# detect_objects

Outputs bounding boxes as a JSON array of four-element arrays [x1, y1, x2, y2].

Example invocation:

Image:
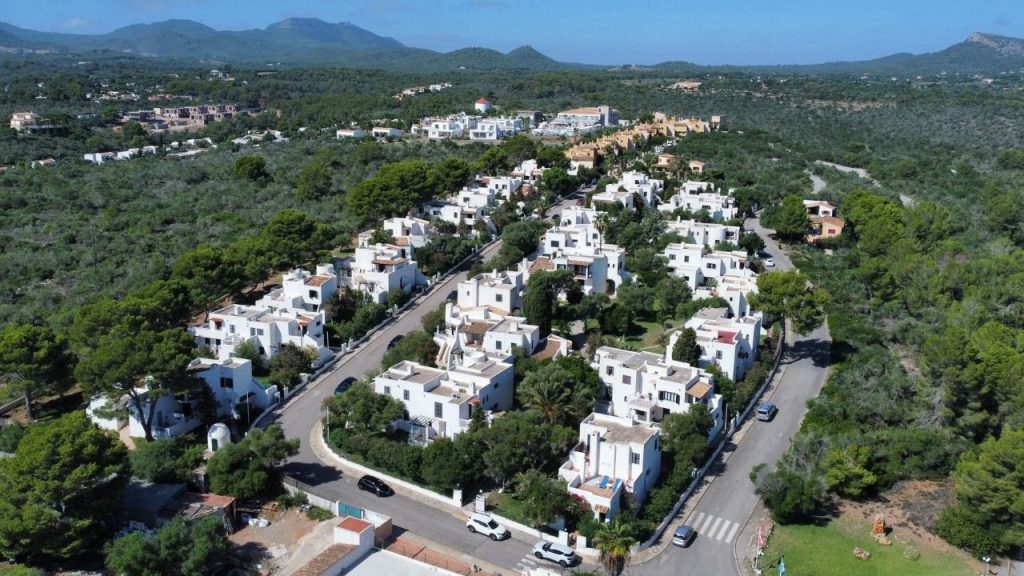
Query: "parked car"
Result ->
[[672, 525, 697, 547], [532, 541, 579, 567], [357, 475, 394, 497], [387, 335, 404, 351], [763, 257, 775, 268], [445, 290, 458, 303], [756, 401, 778, 422], [334, 376, 357, 395], [466, 513, 510, 541]]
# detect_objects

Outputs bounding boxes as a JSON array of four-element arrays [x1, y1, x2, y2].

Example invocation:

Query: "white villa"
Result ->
[[86, 357, 279, 439], [452, 268, 527, 318], [255, 265, 338, 313], [592, 346, 725, 440], [558, 413, 662, 521], [511, 159, 547, 184], [665, 218, 740, 248], [675, 308, 761, 381], [591, 171, 663, 210], [434, 311, 541, 367], [694, 275, 760, 318], [189, 304, 330, 365], [663, 244, 754, 292], [537, 207, 630, 295], [337, 243, 424, 304], [658, 181, 739, 221], [374, 351, 514, 445], [357, 217, 434, 255]]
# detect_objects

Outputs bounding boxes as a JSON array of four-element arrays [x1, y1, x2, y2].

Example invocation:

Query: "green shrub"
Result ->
[[306, 506, 335, 521]]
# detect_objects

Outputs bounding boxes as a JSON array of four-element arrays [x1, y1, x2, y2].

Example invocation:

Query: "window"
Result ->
[[683, 256, 690, 263], [631, 452, 640, 465], [669, 254, 676, 261], [716, 350, 723, 360], [220, 377, 233, 389], [738, 351, 749, 359], [434, 402, 443, 418], [622, 375, 631, 385], [706, 263, 716, 269], [495, 340, 503, 350], [384, 386, 391, 395], [551, 240, 560, 248], [256, 328, 264, 336], [606, 366, 614, 376], [250, 328, 256, 337], [229, 324, 236, 334], [309, 290, 318, 299], [403, 390, 410, 400], [495, 294, 504, 303], [659, 390, 680, 403]]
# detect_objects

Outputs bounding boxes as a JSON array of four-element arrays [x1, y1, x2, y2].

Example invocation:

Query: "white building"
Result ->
[[673, 308, 761, 381], [665, 218, 740, 248], [434, 309, 541, 367], [663, 244, 753, 292], [592, 171, 663, 210], [255, 265, 338, 314], [371, 127, 402, 138], [189, 304, 331, 365], [336, 128, 366, 139], [592, 346, 725, 440], [558, 413, 662, 521], [420, 200, 489, 235], [337, 243, 424, 304], [695, 275, 760, 318], [658, 181, 739, 221], [374, 351, 514, 444], [537, 213, 630, 295], [188, 357, 279, 421], [426, 114, 479, 139], [511, 159, 547, 184], [474, 98, 492, 113], [454, 268, 527, 318], [357, 217, 434, 255]]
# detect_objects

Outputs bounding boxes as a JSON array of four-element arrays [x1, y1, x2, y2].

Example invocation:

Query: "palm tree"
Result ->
[[517, 367, 571, 424], [594, 520, 636, 576]]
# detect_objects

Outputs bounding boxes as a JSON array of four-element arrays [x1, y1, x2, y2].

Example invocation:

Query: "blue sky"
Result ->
[[5, 0, 1024, 65]]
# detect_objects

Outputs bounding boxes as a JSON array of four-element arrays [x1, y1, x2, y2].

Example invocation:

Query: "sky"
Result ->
[[4, 0, 1024, 65]]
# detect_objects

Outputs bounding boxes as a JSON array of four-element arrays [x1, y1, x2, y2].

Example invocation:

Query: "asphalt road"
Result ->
[[637, 215, 831, 576]]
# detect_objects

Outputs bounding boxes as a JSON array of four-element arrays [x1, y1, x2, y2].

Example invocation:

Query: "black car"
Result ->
[[357, 475, 393, 497], [334, 376, 357, 395], [387, 335, 404, 351], [445, 290, 458, 303]]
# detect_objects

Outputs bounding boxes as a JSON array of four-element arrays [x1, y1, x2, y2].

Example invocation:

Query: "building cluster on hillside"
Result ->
[[532, 105, 620, 137], [119, 104, 259, 133], [410, 112, 525, 141], [392, 82, 452, 100], [659, 180, 739, 221], [83, 137, 218, 164]]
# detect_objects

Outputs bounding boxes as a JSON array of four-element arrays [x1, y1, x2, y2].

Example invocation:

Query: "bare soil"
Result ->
[[837, 479, 968, 559]]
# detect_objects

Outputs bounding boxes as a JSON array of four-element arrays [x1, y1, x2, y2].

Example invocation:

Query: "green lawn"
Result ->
[[761, 517, 973, 576], [486, 491, 530, 526], [607, 320, 671, 353]]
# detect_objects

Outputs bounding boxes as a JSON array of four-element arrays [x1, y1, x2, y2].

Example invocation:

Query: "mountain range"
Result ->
[[0, 18, 1022, 75]]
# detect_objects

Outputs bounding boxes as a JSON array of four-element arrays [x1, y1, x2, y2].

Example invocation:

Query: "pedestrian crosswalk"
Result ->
[[515, 554, 539, 573], [688, 511, 741, 544]]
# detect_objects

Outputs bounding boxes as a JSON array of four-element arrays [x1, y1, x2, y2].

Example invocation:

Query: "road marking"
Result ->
[[715, 519, 732, 541], [725, 522, 740, 544], [707, 516, 723, 538], [692, 511, 706, 529], [697, 513, 714, 533]]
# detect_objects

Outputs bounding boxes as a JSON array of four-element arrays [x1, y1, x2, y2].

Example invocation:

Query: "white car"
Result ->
[[466, 513, 510, 541], [532, 541, 579, 567], [763, 258, 775, 268]]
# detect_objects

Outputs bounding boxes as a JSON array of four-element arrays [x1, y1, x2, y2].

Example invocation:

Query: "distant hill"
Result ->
[[2, 20, 1021, 76], [0, 18, 570, 71]]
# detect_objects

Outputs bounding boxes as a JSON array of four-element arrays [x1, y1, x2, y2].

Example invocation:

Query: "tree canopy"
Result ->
[[0, 412, 129, 565], [748, 270, 828, 334], [207, 424, 299, 499]]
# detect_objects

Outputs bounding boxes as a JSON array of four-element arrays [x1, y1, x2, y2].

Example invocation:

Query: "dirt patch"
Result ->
[[838, 480, 963, 558], [230, 507, 321, 573]]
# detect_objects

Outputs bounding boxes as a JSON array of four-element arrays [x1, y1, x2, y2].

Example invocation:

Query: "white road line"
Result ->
[[692, 511, 706, 529], [715, 519, 732, 541], [698, 514, 714, 533], [707, 516, 723, 537], [522, 558, 537, 566], [725, 522, 741, 544]]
